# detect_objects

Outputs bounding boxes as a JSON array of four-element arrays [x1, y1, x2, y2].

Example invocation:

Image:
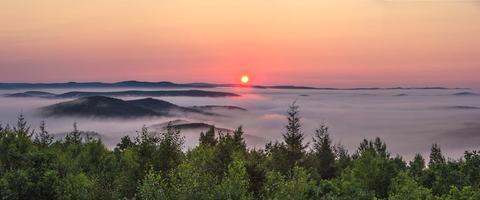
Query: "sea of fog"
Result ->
[[1, 87, 480, 161]]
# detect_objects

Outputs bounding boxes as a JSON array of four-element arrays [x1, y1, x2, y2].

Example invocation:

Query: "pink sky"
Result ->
[[0, 0, 479, 87]]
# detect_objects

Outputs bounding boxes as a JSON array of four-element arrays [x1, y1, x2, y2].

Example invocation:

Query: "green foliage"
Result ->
[[215, 154, 253, 200], [64, 122, 82, 145], [33, 121, 53, 147], [429, 143, 445, 168], [1, 104, 480, 199], [409, 153, 426, 180], [61, 173, 95, 200], [462, 151, 480, 187], [265, 102, 308, 175], [443, 186, 480, 200], [389, 172, 434, 200], [199, 126, 217, 146], [282, 102, 307, 172], [170, 151, 217, 200], [341, 139, 401, 199], [263, 167, 315, 200], [311, 124, 336, 180], [137, 170, 168, 200]]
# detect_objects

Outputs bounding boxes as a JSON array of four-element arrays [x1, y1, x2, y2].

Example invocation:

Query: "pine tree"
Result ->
[[333, 142, 351, 174], [312, 124, 336, 179], [14, 113, 32, 138], [233, 126, 247, 151], [65, 122, 82, 144], [429, 143, 445, 167], [282, 101, 307, 172], [158, 122, 185, 174], [33, 121, 53, 147], [199, 125, 217, 146], [115, 135, 134, 152], [409, 153, 425, 179]]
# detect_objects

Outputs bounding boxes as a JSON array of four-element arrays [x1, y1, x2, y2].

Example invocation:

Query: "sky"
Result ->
[[1, 0, 479, 87]]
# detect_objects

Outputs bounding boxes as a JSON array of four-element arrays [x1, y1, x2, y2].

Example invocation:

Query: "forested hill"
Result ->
[[39, 96, 215, 118], [1, 104, 480, 199]]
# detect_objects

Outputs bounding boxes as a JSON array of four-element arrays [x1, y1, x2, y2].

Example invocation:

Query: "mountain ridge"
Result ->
[[4, 90, 239, 98], [38, 96, 246, 118], [0, 81, 467, 90]]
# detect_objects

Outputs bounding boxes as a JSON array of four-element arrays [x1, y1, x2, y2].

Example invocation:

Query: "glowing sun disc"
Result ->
[[241, 75, 249, 84]]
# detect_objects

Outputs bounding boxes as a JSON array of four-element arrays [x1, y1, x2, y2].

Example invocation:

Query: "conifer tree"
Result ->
[[282, 101, 307, 172], [429, 143, 445, 167], [312, 124, 336, 179], [14, 113, 32, 138], [33, 121, 53, 147], [65, 122, 82, 144], [199, 126, 217, 146], [409, 153, 425, 179]]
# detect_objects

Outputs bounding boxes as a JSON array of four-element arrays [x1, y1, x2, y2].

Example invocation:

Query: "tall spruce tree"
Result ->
[[199, 126, 217, 146], [65, 122, 82, 144], [429, 143, 445, 167], [33, 121, 53, 147], [312, 124, 336, 179], [409, 153, 425, 179], [282, 101, 307, 172], [14, 113, 32, 138]]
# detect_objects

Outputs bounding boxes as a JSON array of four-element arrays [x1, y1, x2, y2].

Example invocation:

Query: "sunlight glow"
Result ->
[[241, 75, 249, 84]]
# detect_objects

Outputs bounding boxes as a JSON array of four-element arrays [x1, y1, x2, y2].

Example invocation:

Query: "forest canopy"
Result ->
[[1, 103, 480, 200]]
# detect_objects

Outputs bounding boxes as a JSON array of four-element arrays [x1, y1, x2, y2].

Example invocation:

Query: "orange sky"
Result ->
[[0, 0, 479, 87]]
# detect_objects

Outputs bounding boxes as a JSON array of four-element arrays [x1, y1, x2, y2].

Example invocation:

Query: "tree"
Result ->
[[233, 126, 247, 151], [65, 122, 82, 145], [157, 122, 184, 175], [115, 135, 134, 152], [33, 121, 53, 147], [333, 142, 352, 175], [409, 153, 425, 180], [199, 126, 217, 146], [311, 123, 336, 179], [444, 186, 480, 200], [137, 170, 169, 200], [429, 143, 445, 168], [13, 113, 33, 138], [244, 149, 267, 199], [463, 151, 480, 187], [263, 167, 314, 200], [341, 141, 399, 199], [170, 147, 217, 200], [282, 101, 307, 173], [61, 173, 95, 200], [389, 171, 433, 200], [215, 154, 253, 200]]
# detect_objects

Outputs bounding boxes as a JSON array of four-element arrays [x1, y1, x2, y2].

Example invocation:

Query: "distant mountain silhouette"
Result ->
[[128, 98, 213, 116], [0, 81, 216, 89], [434, 105, 480, 110], [189, 105, 247, 112], [150, 120, 232, 133], [5, 90, 239, 98], [0, 81, 465, 90], [40, 96, 159, 118], [38, 96, 246, 118], [453, 92, 479, 96]]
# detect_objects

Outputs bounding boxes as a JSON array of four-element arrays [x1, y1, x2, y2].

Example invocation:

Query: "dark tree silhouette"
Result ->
[[429, 143, 445, 167], [199, 126, 217, 146], [312, 124, 336, 179]]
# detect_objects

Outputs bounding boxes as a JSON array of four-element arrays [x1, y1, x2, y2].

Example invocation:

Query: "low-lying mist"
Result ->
[[1, 87, 479, 161]]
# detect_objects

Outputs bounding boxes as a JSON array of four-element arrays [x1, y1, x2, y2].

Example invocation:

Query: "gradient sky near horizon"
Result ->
[[1, 0, 479, 87]]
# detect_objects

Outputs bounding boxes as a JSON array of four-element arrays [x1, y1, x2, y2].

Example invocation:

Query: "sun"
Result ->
[[241, 75, 249, 84]]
